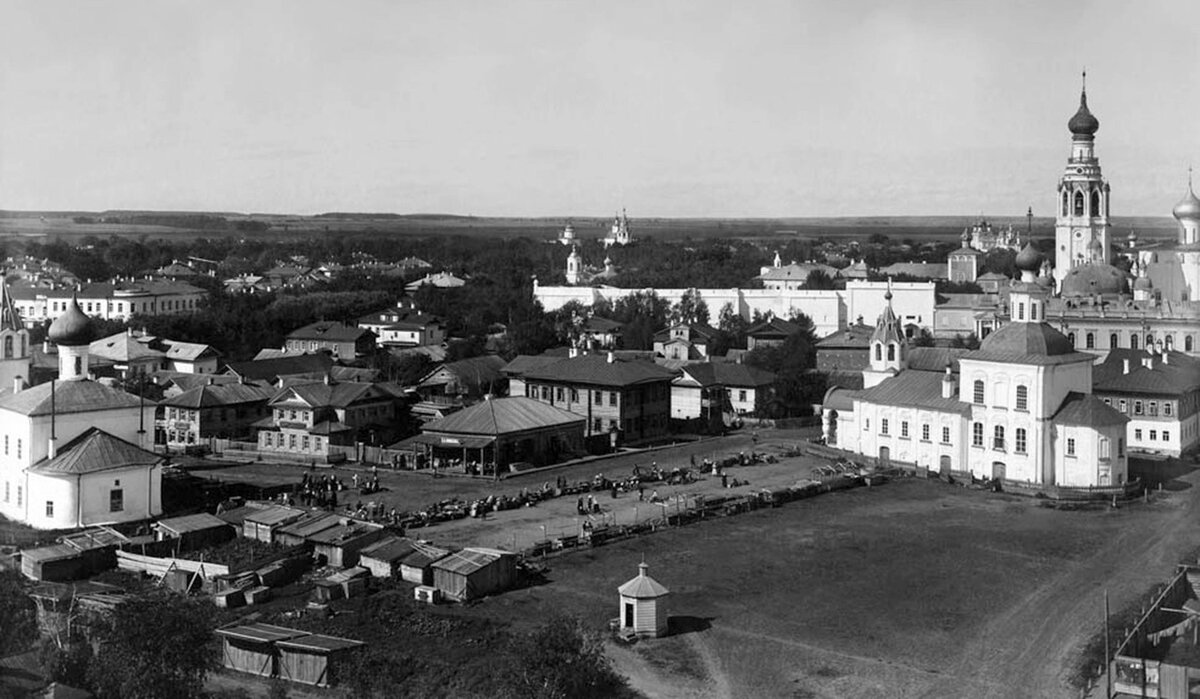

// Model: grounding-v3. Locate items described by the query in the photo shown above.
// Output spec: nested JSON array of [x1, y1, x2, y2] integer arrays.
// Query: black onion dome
[[47, 296, 94, 346], [1068, 90, 1099, 139], [1014, 243, 1043, 273]]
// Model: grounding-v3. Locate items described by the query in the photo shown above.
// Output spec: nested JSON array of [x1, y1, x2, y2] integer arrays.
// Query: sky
[[1, 0, 1198, 217]]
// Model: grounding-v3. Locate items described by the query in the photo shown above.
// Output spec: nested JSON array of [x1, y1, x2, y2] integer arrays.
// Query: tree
[[950, 333, 981, 350], [87, 592, 217, 699], [911, 328, 936, 347], [803, 269, 836, 290], [745, 312, 821, 417], [611, 291, 671, 350], [670, 288, 709, 326], [0, 570, 36, 656], [498, 616, 634, 699]]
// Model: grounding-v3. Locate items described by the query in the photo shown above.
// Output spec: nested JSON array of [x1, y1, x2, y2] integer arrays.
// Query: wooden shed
[[216, 623, 306, 678], [272, 512, 342, 547], [399, 543, 451, 585], [358, 536, 415, 578], [152, 513, 233, 550], [430, 547, 517, 602], [617, 562, 669, 638], [307, 522, 386, 568], [21, 545, 87, 582], [242, 506, 306, 543], [277, 633, 365, 687]]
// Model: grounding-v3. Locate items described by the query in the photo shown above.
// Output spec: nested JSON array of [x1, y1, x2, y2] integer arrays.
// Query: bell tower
[[1054, 71, 1111, 287], [862, 282, 907, 389]]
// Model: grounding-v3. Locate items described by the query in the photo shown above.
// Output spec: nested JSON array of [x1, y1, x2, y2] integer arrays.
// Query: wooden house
[[617, 562, 669, 638], [358, 536, 415, 578], [307, 522, 387, 568], [152, 513, 233, 551], [277, 634, 365, 687], [242, 505, 306, 543], [272, 512, 342, 547], [430, 547, 517, 602], [399, 543, 451, 585]]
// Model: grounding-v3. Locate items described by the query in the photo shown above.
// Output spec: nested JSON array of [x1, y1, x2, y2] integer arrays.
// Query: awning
[[390, 433, 495, 450]]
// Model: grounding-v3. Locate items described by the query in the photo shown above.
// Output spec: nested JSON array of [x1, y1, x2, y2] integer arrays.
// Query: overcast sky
[[1, 1, 1197, 217]]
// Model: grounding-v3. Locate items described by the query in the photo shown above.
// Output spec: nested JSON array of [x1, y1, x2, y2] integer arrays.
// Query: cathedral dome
[[48, 296, 94, 346], [1173, 185, 1200, 221], [1014, 243, 1043, 273], [1060, 263, 1128, 298], [978, 322, 1076, 357], [1068, 90, 1099, 139]]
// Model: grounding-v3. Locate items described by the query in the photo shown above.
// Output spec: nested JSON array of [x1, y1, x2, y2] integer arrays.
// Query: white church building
[[824, 244, 1129, 489], [0, 294, 161, 529]]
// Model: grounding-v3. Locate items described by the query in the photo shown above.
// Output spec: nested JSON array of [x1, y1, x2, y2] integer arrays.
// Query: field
[[0, 210, 1181, 243], [186, 432, 1200, 698]]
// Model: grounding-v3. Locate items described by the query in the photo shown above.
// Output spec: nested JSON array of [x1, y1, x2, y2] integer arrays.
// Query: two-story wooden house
[[1092, 348, 1200, 457], [157, 381, 275, 451], [284, 321, 377, 360], [254, 378, 406, 460], [519, 353, 677, 446]]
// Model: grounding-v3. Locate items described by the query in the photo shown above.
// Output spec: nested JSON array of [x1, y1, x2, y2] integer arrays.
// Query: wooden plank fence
[[116, 550, 230, 579]]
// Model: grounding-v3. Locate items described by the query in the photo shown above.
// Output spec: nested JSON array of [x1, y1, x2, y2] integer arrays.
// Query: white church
[[0, 293, 161, 529], [823, 243, 1129, 489]]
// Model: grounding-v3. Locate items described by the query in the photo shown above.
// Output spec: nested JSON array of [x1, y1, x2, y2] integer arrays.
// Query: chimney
[[1163, 352, 1169, 365], [1123, 358, 1130, 374], [1142, 356, 1153, 369], [607, 351, 615, 364], [941, 365, 956, 399], [12, 376, 23, 394], [43, 340, 50, 353], [323, 372, 331, 385]]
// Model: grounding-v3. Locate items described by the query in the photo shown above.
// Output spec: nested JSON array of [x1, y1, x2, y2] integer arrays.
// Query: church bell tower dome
[[1173, 173, 1200, 222], [1068, 79, 1099, 140]]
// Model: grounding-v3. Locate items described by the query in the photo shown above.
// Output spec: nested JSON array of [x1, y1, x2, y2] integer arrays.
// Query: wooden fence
[[116, 550, 231, 579]]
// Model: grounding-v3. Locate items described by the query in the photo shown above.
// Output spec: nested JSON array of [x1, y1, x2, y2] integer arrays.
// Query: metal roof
[[0, 379, 143, 417], [28, 428, 160, 476], [523, 354, 676, 387], [853, 370, 971, 415], [276, 634, 365, 653], [422, 397, 584, 437], [243, 505, 306, 527], [153, 513, 229, 535], [431, 548, 501, 576], [1052, 392, 1129, 428], [360, 536, 415, 563], [618, 563, 669, 598], [216, 623, 307, 645]]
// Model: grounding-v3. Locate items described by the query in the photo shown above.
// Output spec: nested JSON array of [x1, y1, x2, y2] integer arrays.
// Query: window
[[302, 436, 310, 450], [109, 489, 123, 512], [569, 388, 578, 402], [1135, 429, 1143, 440], [1147, 333, 1155, 348], [901, 421, 909, 438], [1015, 428, 1027, 453], [594, 392, 602, 406], [3, 481, 7, 502], [1118, 399, 1127, 413], [16, 439, 20, 460], [1066, 438, 1076, 456], [289, 434, 296, 448], [942, 426, 951, 444], [1164, 431, 1171, 442], [1068, 332, 1076, 347], [3, 435, 6, 455], [738, 390, 747, 402], [1150, 430, 1158, 441], [1091, 190, 1100, 218], [1110, 333, 1119, 349], [1134, 400, 1143, 415], [1099, 438, 1111, 459], [16, 485, 21, 506], [1085, 333, 1095, 349], [593, 418, 602, 432], [993, 425, 1005, 450], [973, 380, 984, 404], [1149, 401, 1158, 416], [864, 418, 870, 431], [881, 418, 889, 435], [3, 336, 10, 359], [1118, 439, 1125, 457], [887, 344, 895, 361], [609, 392, 617, 407], [1164, 402, 1173, 417], [1131, 334, 1139, 350], [922, 424, 930, 441], [45, 501, 53, 518], [1017, 302, 1025, 321], [555, 387, 564, 402], [1074, 190, 1084, 216], [972, 422, 983, 447], [1015, 385, 1028, 412], [1188, 335, 1195, 352], [315, 437, 323, 450]]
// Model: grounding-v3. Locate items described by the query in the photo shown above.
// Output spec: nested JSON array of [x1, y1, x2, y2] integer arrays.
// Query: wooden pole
[[1104, 589, 1111, 699]]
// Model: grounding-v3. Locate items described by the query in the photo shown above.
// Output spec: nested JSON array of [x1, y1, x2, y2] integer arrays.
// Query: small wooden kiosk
[[617, 561, 669, 638]]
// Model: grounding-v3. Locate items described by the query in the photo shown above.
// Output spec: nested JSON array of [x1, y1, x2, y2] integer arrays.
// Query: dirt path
[[936, 476, 1200, 698]]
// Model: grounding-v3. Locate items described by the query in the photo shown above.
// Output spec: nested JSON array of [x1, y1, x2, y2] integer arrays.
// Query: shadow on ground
[[668, 615, 715, 636], [1132, 456, 1199, 492]]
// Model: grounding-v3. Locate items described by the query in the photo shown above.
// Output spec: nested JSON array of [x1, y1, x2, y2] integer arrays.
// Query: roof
[[89, 332, 164, 363], [243, 505, 306, 527], [822, 386, 860, 412], [419, 355, 507, 388], [0, 379, 144, 416], [1092, 350, 1200, 396], [431, 548, 503, 576], [618, 563, 669, 598], [678, 363, 775, 388], [1053, 392, 1129, 428], [360, 536, 416, 563], [274, 512, 343, 540], [906, 347, 970, 373], [401, 543, 452, 569], [153, 513, 229, 535], [877, 262, 949, 279], [423, 397, 584, 436], [160, 382, 275, 409], [817, 324, 874, 348], [758, 263, 841, 281], [287, 321, 375, 343], [746, 317, 800, 338], [582, 316, 623, 333], [28, 428, 160, 476], [215, 623, 307, 645], [306, 522, 382, 546], [854, 370, 971, 415], [224, 353, 334, 382], [652, 323, 719, 344], [276, 634, 365, 654], [502, 354, 566, 377], [523, 354, 677, 388], [271, 381, 381, 409], [966, 323, 1095, 366], [164, 341, 219, 362]]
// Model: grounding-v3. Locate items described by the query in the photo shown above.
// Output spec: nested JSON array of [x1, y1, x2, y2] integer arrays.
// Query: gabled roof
[[582, 316, 624, 333], [1092, 350, 1200, 396], [502, 354, 567, 378], [817, 323, 874, 348], [523, 354, 677, 388], [153, 513, 229, 535], [360, 535, 416, 563], [678, 363, 775, 388], [431, 548, 504, 575], [160, 382, 275, 409], [652, 323, 719, 344], [1053, 392, 1129, 428], [28, 428, 160, 476], [224, 353, 334, 382], [0, 379, 143, 417], [269, 381, 391, 409], [877, 262, 949, 279], [757, 262, 841, 281], [424, 397, 584, 436], [89, 332, 165, 363], [419, 355, 507, 389], [853, 370, 970, 415], [287, 321, 375, 343], [164, 341, 220, 362], [746, 317, 800, 338]]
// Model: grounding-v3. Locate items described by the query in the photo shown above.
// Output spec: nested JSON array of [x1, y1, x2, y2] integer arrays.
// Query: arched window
[[973, 380, 985, 404], [1090, 190, 1100, 218], [3, 336, 11, 359], [887, 344, 895, 361], [1085, 332, 1095, 349], [1131, 334, 1139, 350], [874, 344, 882, 361], [19, 335, 25, 357], [1015, 385, 1028, 411], [1146, 333, 1154, 347], [1062, 191, 1069, 216], [1165, 335, 1174, 350], [1068, 332, 1076, 347], [1187, 335, 1194, 352], [993, 425, 1005, 450], [1110, 333, 1119, 349], [1074, 191, 1085, 216]]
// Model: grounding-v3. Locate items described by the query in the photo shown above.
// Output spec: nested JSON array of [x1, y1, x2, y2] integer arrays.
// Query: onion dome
[[47, 295, 95, 346], [1060, 263, 1128, 298], [1068, 87, 1099, 140], [1014, 243, 1043, 273], [979, 322, 1076, 357], [1173, 182, 1200, 221]]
